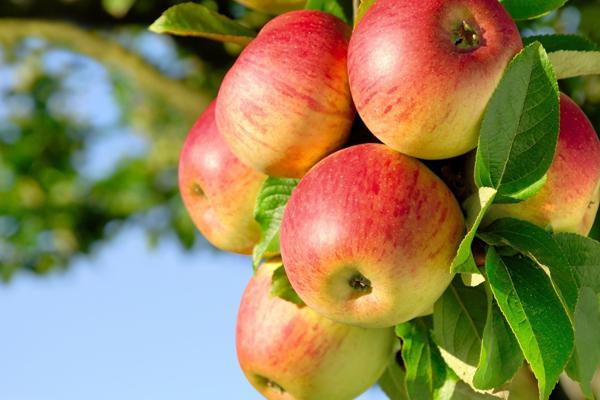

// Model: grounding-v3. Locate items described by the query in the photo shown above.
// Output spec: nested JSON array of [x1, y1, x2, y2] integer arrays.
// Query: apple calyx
[[349, 273, 372, 294], [191, 182, 205, 197], [452, 20, 481, 52], [256, 375, 286, 394]]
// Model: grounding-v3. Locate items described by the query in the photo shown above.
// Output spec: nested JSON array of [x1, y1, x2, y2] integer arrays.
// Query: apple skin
[[484, 94, 600, 235], [347, 0, 522, 160], [234, 0, 305, 15], [178, 101, 266, 254], [236, 260, 396, 400], [216, 10, 355, 178], [280, 144, 465, 328]]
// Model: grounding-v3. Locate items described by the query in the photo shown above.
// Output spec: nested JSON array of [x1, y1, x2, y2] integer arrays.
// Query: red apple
[[280, 144, 465, 328], [236, 260, 395, 400], [484, 93, 600, 235], [178, 101, 266, 254], [216, 10, 355, 178], [348, 0, 522, 160]]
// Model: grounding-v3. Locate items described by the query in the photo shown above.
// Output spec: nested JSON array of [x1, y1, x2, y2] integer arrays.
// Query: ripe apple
[[236, 259, 396, 400], [347, 0, 522, 160], [234, 0, 305, 14], [483, 93, 600, 235], [280, 144, 465, 328], [178, 101, 266, 254], [216, 10, 355, 178]]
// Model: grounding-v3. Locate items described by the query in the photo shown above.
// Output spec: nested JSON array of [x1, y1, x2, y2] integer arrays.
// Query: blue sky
[[0, 226, 386, 399]]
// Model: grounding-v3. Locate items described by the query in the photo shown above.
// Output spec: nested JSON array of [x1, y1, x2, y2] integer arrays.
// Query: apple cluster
[[178, 1, 600, 399]]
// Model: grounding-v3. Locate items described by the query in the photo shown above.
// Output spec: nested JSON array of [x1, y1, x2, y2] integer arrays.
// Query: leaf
[[396, 319, 448, 400], [566, 287, 600, 397], [479, 218, 579, 314], [473, 287, 523, 390], [271, 264, 305, 305], [252, 177, 299, 269], [554, 233, 600, 294], [548, 50, 600, 80], [149, 2, 256, 45], [474, 43, 559, 204], [102, 0, 136, 18], [485, 249, 574, 400], [354, 0, 375, 26], [433, 279, 487, 388], [305, 0, 352, 25], [379, 359, 409, 400], [523, 34, 599, 52], [499, 0, 568, 20], [522, 34, 600, 79], [451, 187, 497, 274]]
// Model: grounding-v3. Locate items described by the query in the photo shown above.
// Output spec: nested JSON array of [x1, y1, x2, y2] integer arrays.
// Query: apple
[[483, 93, 600, 235], [236, 259, 396, 400], [280, 144, 465, 328], [178, 101, 266, 254], [234, 0, 305, 15], [347, 0, 522, 160], [216, 10, 355, 178]]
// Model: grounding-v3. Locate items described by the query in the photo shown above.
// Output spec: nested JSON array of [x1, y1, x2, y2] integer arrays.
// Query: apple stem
[[453, 20, 481, 52]]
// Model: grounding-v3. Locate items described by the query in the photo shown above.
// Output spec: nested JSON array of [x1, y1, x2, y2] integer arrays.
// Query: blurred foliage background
[[0, 0, 599, 281]]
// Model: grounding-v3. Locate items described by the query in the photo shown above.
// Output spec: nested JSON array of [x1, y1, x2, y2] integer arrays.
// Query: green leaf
[[479, 218, 579, 314], [102, 0, 136, 17], [554, 233, 600, 294], [149, 2, 256, 45], [474, 43, 559, 204], [566, 287, 600, 397], [473, 287, 523, 390], [305, 0, 352, 25], [451, 187, 497, 274], [396, 319, 448, 400], [499, 0, 568, 20], [522, 35, 600, 79], [271, 264, 305, 305], [436, 378, 501, 400], [354, 0, 375, 26], [379, 359, 409, 400], [433, 279, 487, 387], [523, 34, 599, 52], [252, 177, 299, 269], [485, 249, 574, 400], [548, 50, 600, 80]]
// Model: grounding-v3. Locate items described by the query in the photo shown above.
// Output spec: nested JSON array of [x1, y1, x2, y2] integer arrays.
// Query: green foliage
[[304, 0, 352, 25], [523, 34, 599, 52], [433, 279, 487, 384], [522, 34, 600, 80], [451, 187, 496, 274], [499, 0, 569, 21], [252, 177, 299, 269], [567, 287, 600, 397], [0, 32, 211, 279], [473, 291, 523, 390], [475, 43, 559, 203], [396, 319, 448, 400], [485, 249, 573, 400], [479, 218, 579, 314], [150, 2, 257, 45], [270, 263, 305, 305], [379, 360, 409, 400]]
